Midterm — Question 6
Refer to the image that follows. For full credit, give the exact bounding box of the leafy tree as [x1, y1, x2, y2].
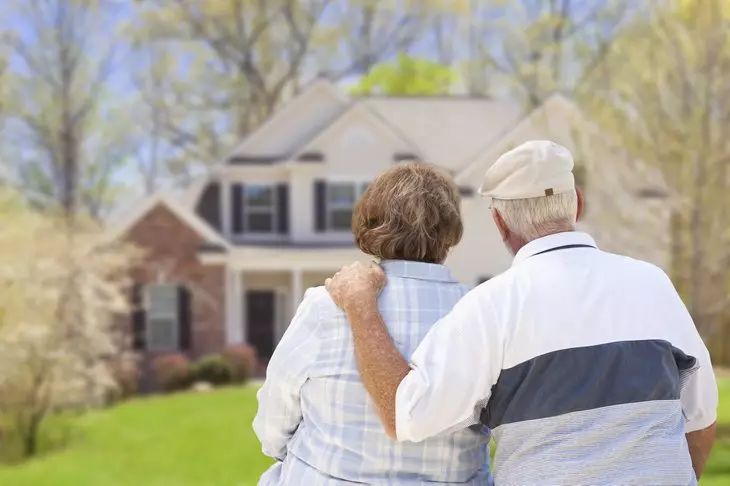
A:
[0, 188, 141, 458]
[349, 53, 458, 95]
[459, 0, 634, 107]
[580, 0, 730, 339]
[1, 0, 137, 219]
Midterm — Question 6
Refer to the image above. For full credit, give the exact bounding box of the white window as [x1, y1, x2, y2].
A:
[244, 185, 276, 233]
[145, 284, 179, 351]
[327, 182, 369, 231]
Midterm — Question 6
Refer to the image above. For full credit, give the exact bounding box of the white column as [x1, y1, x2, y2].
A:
[291, 268, 303, 316]
[236, 270, 245, 344]
[225, 267, 244, 344]
[221, 179, 231, 240]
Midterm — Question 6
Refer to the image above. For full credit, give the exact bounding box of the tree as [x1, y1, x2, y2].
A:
[1, 0, 135, 219]
[580, 0, 730, 340]
[125, 0, 456, 180]
[0, 188, 141, 458]
[349, 53, 458, 95]
[460, 0, 634, 108]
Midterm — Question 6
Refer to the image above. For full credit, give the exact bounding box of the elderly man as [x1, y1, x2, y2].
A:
[324, 141, 718, 485]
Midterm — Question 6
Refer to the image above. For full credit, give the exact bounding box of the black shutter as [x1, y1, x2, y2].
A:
[276, 183, 289, 234]
[232, 183, 244, 234]
[314, 180, 327, 232]
[132, 283, 146, 350]
[178, 285, 192, 351]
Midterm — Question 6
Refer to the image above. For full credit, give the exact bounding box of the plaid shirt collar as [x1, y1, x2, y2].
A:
[380, 259, 457, 283]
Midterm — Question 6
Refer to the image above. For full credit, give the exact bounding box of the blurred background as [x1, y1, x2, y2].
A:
[0, 0, 729, 484]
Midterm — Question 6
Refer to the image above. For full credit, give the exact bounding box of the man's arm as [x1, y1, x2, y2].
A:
[681, 356, 718, 480]
[346, 293, 411, 438]
[252, 288, 321, 460]
[686, 422, 716, 480]
[327, 262, 502, 442]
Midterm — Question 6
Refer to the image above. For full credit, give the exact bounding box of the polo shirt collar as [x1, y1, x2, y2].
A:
[512, 231, 598, 267]
[380, 260, 457, 283]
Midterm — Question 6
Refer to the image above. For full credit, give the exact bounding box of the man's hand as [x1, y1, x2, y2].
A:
[325, 261, 386, 312]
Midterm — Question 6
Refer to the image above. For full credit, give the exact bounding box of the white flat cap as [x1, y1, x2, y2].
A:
[478, 140, 575, 199]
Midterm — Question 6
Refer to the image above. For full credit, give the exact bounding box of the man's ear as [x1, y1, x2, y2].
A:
[492, 208, 509, 241]
[575, 187, 584, 221]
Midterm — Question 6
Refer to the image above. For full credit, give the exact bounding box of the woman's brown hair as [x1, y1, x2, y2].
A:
[352, 163, 463, 264]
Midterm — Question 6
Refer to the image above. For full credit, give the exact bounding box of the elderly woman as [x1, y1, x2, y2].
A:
[253, 163, 492, 485]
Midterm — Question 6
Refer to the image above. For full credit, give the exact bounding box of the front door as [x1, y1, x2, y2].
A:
[246, 290, 276, 361]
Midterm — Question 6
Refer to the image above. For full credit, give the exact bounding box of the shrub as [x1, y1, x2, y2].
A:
[152, 353, 191, 392]
[221, 344, 258, 384]
[105, 358, 140, 404]
[191, 354, 233, 386]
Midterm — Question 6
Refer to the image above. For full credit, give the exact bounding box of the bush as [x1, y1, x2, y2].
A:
[106, 356, 141, 404]
[191, 354, 232, 386]
[152, 353, 191, 392]
[221, 344, 258, 384]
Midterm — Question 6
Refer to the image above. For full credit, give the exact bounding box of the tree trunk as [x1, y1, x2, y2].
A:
[22, 415, 41, 457]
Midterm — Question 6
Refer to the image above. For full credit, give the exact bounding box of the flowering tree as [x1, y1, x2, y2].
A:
[0, 189, 141, 458]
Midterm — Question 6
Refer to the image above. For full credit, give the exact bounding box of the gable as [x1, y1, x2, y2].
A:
[364, 97, 522, 171]
[228, 79, 349, 159]
[296, 103, 419, 176]
[107, 193, 230, 250]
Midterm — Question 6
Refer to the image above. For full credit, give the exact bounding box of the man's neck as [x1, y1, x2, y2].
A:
[508, 227, 575, 255]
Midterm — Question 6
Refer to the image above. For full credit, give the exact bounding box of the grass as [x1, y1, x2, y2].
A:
[0, 382, 729, 485]
[0, 387, 273, 486]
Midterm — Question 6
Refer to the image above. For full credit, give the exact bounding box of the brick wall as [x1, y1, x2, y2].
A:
[122, 203, 226, 360]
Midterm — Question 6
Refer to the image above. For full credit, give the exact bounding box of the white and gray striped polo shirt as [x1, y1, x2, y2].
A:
[394, 231, 718, 485]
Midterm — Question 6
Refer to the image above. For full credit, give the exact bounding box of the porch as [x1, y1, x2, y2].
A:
[208, 245, 370, 361]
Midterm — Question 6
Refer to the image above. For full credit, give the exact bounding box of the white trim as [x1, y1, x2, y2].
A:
[106, 192, 231, 250]
[274, 287, 290, 344]
[221, 178, 231, 240]
[199, 246, 370, 271]
[291, 268, 302, 319]
[295, 102, 420, 158]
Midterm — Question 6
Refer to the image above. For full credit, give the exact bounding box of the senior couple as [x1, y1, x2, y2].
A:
[253, 141, 718, 485]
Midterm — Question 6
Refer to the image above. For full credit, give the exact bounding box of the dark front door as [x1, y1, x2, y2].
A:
[246, 290, 276, 361]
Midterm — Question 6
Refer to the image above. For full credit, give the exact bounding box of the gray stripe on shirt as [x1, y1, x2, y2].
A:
[491, 399, 696, 486]
[482, 339, 696, 428]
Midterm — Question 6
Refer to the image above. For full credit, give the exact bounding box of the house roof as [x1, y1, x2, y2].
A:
[362, 97, 523, 171]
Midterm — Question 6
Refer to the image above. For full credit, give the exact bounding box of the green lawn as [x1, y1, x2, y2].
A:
[0, 382, 729, 485]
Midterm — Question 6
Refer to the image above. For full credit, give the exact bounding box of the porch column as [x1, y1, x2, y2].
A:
[291, 268, 303, 315]
[225, 267, 244, 344]
[237, 270, 245, 344]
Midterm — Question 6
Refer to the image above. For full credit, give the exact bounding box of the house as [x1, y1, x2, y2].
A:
[109, 79, 670, 374]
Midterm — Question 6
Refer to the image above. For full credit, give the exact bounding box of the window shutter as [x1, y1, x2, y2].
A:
[314, 180, 327, 232]
[276, 183, 289, 234]
[232, 183, 244, 233]
[131, 283, 146, 350]
[178, 285, 192, 351]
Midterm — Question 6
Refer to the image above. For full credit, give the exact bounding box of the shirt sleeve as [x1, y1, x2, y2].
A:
[395, 289, 503, 443]
[252, 287, 322, 460]
[659, 273, 719, 433]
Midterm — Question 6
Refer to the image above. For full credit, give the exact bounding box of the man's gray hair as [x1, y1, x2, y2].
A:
[491, 191, 578, 242]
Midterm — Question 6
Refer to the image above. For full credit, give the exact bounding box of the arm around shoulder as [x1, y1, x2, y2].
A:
[395, 289, 504, 442]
